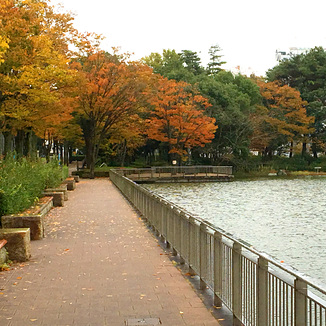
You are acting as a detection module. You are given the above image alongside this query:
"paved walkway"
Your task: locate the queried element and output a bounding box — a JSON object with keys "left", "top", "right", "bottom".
{"left": 0, "top": 179, "right": 220, "bottom": 325}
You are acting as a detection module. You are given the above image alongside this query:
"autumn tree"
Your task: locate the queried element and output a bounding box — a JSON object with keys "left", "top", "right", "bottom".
{"left": 0, "top": 0, "right": 85, "bottom": 157}
{"left": 75, "top": 51, "right": 154, "bottom": 178}
{"left": 267, "top": 47, "right": 326, "bottom": 157}
{"left": 146, "top": 77, "right": 217, "bottom": 163}
{"left": 105, "top": 115, "right": 146, "bottom": 166}
{"left": 255, "top": 80, "right": 314, "bottom": 157}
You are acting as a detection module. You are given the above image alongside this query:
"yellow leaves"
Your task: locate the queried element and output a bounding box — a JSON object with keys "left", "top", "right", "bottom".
{"left": 0, "top": 35, "right": 9, "bottom": 64}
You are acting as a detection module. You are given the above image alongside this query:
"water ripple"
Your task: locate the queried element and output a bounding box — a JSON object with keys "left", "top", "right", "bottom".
{"left": 146, "top": 178, "right": 326, "bottom": 284}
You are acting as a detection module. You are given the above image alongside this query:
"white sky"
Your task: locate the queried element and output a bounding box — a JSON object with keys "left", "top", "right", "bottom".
{"left": 52, "top": 0, "right": 326, "bottom": 76}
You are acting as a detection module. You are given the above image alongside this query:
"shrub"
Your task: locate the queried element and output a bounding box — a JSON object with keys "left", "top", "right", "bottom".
{"left": 0, "top": 155, "right": 67, "bottom": 216}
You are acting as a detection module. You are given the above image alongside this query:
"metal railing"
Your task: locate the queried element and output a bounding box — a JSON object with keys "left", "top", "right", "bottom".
{"left": 116, "top": 165, "right": 233, "bottom": 180}
{"left": 109, "top": 169, "right": 326, "bottom": 326}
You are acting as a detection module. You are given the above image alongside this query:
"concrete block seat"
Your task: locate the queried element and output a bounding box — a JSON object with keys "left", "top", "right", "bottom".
{"left": 62, "top": 177, "right": 76, "bottom": 190}
{"left": 0, "top": 228, "right": 31, "bottom": 262}
{"left": 1, "top": 196, "right": 53, "bottom": 240}
{"left": 43, "top": 191, "right": 64, "bottom": 207}
{"left": 44, "top": 183, "right": 68, "bottom": 201}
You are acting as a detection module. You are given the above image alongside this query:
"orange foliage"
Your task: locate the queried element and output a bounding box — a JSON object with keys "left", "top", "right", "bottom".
{"left": 147, "top": 77, "right": 217, "bottom": 159}
{"left": 251, "top": 80, "right": 314, "bottom": 151}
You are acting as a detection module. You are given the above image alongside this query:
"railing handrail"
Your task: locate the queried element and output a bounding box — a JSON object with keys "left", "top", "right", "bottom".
{"left": 109, "top": 169, "right": 326, "bottom": 325}
{"left": 111, "top": 169, "right": 326, "bottom": 295}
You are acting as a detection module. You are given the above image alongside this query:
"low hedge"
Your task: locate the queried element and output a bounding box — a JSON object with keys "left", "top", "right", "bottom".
{"left": 0, "top": 156, "right": 68, "bottom": 216}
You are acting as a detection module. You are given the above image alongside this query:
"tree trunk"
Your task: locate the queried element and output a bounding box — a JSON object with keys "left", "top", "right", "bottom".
{"left": 301, "top": 142, "right": 307, "bottom": 157}
{"left": 15, "top": 130, "right": 25, "bottom": 158}
{"left": 3, "top": 132, "right": 14, "bottom": 156}
{"left": 45, "top": 131, "right": 52, "bottom": 163}
{"left": 59, "top": 144, "right": 63, "bottom": 165}
{"left": 120, "top": 139, "right": 127, "bottom": 167}
{"left": 0, "top": 133, "right": 4, "bottom": 157}
{"left": 311, "top": 142, "right": 318, "bottom": 159}
{"left": 89, "top": 145, "right": 96, "bottom": 179}
{"left": 26, "top": 129, "right": 37, "bottom": 159}
{"left": 68, "top": 146, "right": 73, "bottom": 164}
{"left": 289, "top": 141, "right": 294, "bottom": 158}
{"left": 64, "top": 142, "right": 69, "bottom": 166}
{"left": 85, "top": 136, "right": 97, "bottom": 179}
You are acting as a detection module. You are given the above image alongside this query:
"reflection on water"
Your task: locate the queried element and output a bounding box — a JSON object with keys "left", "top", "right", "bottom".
{"left": 146, "top": 178, "right": 326, "bottom": 285}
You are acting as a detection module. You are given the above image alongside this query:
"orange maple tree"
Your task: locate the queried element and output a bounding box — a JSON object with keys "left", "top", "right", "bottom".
{"left": 252, "top": 80, "right": 314, "bottom": 155}
{"left": 75, "top": 51, "right": 154, "bottom": 177}
{"left": 147, "top": 77, "right": 217, "bottom": 162}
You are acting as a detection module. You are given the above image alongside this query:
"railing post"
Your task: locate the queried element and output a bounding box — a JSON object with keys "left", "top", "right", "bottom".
{"left": 188, "top": 216, "right": 196, "bottom": 276}
{"left": 214, "top": 231, "right": 223, "bottom": 307}
{"left": 257, "top": 257, "right": 269, "bottom": 326}
{"left": 232, "top": 242, "right": 242, "bottom": 326}
{"left": 179, "top": 212, "right": 186, "bottom": 264}
{"left": 294, "top": 278, "right": 307, "bottom": 326}
{"left": 199, "top": 223, "right": 207, "bottom": 290}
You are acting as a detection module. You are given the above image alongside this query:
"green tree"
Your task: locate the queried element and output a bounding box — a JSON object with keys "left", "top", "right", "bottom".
{"left": 180, "top": 50, "right": 204, "bottom": 75}
{"left": 143, "top": 49, "right": 196, "bottom": 82}
{"left": 207, "top": 44, "right": 226, "bottom": 75}
{"left": 196, "top": 72, "right": 261, "bottom": 161}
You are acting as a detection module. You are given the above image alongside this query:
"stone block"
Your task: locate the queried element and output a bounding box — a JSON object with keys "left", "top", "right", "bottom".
{"left": 38, "top": 196, "right": 54, "bottom": 214}
{"left": 73, "top": 175, "right": 80, "bottom": 183}
{"left": 1, "top": 197, "right": 53, "bottom": 240}
{"left": 2, "top": 215, "right": 43, "bottom": 240}
{"left": 0, "top": 228, "right": 31, "bottom": 262}
{"left": 43, "top": 192, "right": 64, "bottom": 207}
{"left": 0, "top": 247, "right": 7, "bottom": 265}
{"left": 0, "top": 240, "right": 8, "bottom": 265}
{"left": 45, "top": 184, "right": 68, "bottom": 201}
{"left": 63, "top": 178, "right": 76, "bottom": 191}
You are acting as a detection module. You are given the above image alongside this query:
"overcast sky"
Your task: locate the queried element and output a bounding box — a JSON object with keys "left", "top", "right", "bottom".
{"left": 52, "top": 0, "right": 326, "bottom": 76}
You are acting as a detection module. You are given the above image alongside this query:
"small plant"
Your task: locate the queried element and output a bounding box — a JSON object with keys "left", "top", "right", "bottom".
{"left": 0, "top": 261, "right": 12, "bottom": 271}
{"left": 0, "top": 155, "right": 67, "bottom": 216}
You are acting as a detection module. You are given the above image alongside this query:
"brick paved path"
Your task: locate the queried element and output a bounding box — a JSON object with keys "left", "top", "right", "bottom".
{"left": 0, "top": 179, "right": 220, "bottom": 326}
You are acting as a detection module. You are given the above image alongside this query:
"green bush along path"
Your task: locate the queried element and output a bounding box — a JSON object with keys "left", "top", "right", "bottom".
{"left": 0, "top": 157, "right": 68, "bottom": 217}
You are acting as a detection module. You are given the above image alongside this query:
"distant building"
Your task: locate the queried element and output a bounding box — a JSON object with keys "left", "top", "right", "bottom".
{"left": 275, "top": 47, "right": 311, "bottom": 62}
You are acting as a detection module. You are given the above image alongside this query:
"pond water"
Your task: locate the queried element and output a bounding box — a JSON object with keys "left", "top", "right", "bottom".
{"left": 145, "top": 178, "right": 326, "bottom": 285}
